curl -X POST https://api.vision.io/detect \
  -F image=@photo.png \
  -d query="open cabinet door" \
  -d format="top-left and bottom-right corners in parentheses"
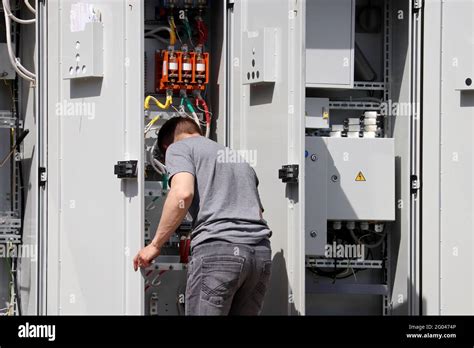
top-left (422, 0), bottom-right (474, 315)
top-left (228, 0), bottom-right (305, 315)
top-left (42, 0), bottom-right (144, 314)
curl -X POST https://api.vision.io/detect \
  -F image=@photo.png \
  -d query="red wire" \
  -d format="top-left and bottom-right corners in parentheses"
top-left (196, 19), bottom-right (208, 46)
top-left (195, 97), bottom-right (211, 125)
top-left (184, 238), bottom-right (191, 264)
top-left (179, 236), bottom-right (186, 263)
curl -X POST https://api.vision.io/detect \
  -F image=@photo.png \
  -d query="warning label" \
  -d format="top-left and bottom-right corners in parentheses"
top-left (355, 171), bottom-right (366, 182)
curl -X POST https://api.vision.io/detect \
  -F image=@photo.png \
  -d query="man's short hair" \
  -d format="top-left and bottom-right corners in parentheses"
top-left (157, 116), bottom-right (202, 154)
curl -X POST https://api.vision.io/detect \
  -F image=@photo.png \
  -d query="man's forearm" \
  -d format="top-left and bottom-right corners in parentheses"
top-left (151, 188), bottom-right (193, 249)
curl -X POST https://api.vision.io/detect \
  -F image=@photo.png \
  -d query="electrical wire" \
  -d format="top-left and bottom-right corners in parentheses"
top-left (181, 96), bottom-right (200, 127)
top-left (1, 0), bottom-right (36, 82)
top-left (24, 0), bottom-right (35, 14)
top-left (195, 16), bottom-right (208, 46)
top-left (0, 129), bottom-right (29, 167)
top-left (195, 97), bottom-right (211, 138)
top-left (350, 228), bottom-right (386, 249)
top-left (145, 115), bottom-right (160, 134)
top-left (167, 16), bottom-right (178, 46)
top-left (4, 243), bottom-right (17, 315)
top-left (182, 14), bottom-right (194, 47)
top-left (144, 94), bottom-right (173, 110)
top-left (2, 0), bottom-right (35, 24)
top-left (145, 26), bottom-right (174, 45)
top-left (149, 139), bottom-right (167, 175)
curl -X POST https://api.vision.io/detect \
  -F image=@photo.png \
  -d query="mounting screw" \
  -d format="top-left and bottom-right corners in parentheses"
top-left (310, 154), bottom-right (317, 162)
top-left (309, 230), bottom-right (317, 238)
top-left (331, 175), bottom-right (339, 182)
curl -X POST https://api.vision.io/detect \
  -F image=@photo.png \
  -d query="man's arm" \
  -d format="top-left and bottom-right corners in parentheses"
top-left (151, 172), bottom-right (194, 249)
top-left (133, 172), bottom-right (194, 271)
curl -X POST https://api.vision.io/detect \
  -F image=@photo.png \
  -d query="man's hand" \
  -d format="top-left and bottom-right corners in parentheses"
top-left (133, 244), bottom-right (161, 271)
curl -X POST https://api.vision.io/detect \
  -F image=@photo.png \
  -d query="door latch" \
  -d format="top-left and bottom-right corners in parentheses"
top-left (410, 174), bottom-right (420, 194)
top-left (114, 160), bottom-right (138, 179)
top-left (39, 167), bottom-right (47, 187)
top-left (278, 164), bottom-right (299, 184)
top-left (413, 0), bottom-right (423, 11)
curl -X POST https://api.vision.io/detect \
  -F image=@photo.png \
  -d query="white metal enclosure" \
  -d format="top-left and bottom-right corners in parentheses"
top-left (35, 0), bottom-right (306, 315)
top-left (422, 0), bottom-right (474, 315)
top-left (228, 0), bottom-right (306, 315)
top-left (1, 0), bottom-right (472, 317)
top-left (44, 0), bottom-right (144, 314)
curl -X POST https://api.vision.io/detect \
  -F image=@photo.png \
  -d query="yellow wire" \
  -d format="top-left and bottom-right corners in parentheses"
top-left (168, 17), bottom-right (177, 46)
top-left (144, 95), bottom-right (172, 110)
top-left (145, 115), bottom-right (160, 133)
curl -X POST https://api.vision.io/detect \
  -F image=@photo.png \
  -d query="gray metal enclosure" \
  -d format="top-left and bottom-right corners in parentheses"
top-left (44, 0), bottom-right (144, 314)
top-left (422, 0), bottom-right (474, 315)
top-left (35, 0), bottom-right (305, 315)
top-left (1, 0), bottom-right (473, 316)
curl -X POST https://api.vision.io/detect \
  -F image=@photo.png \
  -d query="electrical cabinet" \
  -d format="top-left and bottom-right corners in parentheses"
top-left (309, 137), bottom-right (395, 221)
top-left (38, 0), bottom-right (304, 316)
top-left (1, 0), bottom-right (442, 317)
top-left (305, 136), bottom-right (395, 256)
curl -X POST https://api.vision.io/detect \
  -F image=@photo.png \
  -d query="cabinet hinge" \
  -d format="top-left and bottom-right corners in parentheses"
top-left (279, 164), bottom-right (299, 184)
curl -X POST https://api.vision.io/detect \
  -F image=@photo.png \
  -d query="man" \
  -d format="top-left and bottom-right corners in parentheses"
top-left (133, 116), bottom-right (272, 315)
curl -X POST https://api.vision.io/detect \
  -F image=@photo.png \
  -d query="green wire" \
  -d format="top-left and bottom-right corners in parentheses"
top-left (183, 17), bottom-right (193, 45)
top-left (184, 97), bottom-right (196, 114)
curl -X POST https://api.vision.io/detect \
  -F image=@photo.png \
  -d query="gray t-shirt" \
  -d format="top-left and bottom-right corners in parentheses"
top-left (165, 136), bottom-right (272, 248)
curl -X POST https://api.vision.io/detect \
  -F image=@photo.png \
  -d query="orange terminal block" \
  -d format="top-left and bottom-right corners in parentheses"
top-left (155, 49), bottom-right (209, 93)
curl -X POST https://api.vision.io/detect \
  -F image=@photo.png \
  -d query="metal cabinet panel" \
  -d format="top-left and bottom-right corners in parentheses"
top-left (45, 0), bottom-right (144, 314)
top-left (305, 137), bottom-right (327, 256)
top-left (229, 0), bottom-right (305, 314)
top-left (325, 138), bottom-right (395, 221)
top-left (437, 0), bottom-right (474, 315)
top-left (305, 137), bottom-right (395, 256)
top-left (305, 0), bottom-right (355, 88)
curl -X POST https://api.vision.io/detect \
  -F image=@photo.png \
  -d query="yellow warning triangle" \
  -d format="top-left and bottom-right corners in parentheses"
top-left (355, 171), bottom-right (366, 182)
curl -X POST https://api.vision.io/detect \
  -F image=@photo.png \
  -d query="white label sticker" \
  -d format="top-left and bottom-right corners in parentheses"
top-left (70, 3), bottom-right (98, 32)
top-left (196, 63), bottom-right (205, 72)
top-left (169, 62), bottom-right (178, 70)
top-left (183, 63), bottom-right (192, 71)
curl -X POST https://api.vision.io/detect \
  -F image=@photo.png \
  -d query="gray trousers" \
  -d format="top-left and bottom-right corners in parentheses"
top-left (185, 239), bottom-right (272, 315)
